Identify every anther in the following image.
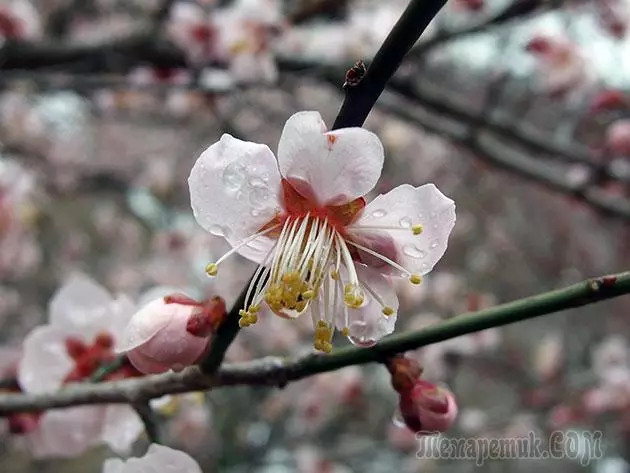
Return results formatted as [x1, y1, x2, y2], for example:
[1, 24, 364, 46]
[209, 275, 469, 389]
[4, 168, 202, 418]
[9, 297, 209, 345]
[412, 224, 424, 235]
[409, 274, 423, 285]
[382, 306, 395, 316]
[205, 263, 218, 276]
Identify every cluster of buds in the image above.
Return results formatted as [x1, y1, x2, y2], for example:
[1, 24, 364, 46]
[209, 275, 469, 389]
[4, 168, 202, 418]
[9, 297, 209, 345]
[386, 355, 458, 434]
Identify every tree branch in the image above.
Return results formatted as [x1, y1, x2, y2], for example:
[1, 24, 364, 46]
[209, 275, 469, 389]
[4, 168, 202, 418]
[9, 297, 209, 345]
[332, 0, 448, 129]
[1, 271, 628, 414]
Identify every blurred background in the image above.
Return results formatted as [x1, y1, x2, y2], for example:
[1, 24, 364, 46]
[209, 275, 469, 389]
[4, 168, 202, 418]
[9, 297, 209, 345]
[0, 0, 629, 472]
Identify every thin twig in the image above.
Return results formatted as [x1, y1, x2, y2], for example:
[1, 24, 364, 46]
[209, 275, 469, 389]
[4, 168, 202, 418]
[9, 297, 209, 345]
[332, 0, 448, 129]
[0, 271, 627, 414]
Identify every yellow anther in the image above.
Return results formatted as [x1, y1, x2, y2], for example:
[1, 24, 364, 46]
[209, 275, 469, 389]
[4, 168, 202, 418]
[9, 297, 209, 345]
[248, 312, 258, 324]
[330, 270, 339, 280]
[409, 273, 423, 285]
[412, 224, 424, 235]
[321, 342, 332, 353]
[317, 320, 328, 328]
[249, 304, 260, 313]
[238, 317, 249, 328]
[382, 306, 395, 316]
[302, 290, 315, 300]
[341, 327, 349, 337]
[205, 263, 218, 276]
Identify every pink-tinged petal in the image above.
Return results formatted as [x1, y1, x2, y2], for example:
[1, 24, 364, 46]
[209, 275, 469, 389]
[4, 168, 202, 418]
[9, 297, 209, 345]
[109, 444, 203, 473]
[118, 298, 174, 352]
[188, 133, 281, 263]
[18, 325, 73, 394]
[28, 407, 103, 459]
[101, 405, 143, 454]
[336, 264, 398, 345]
[127, 348, 172, 374]
[277, 111, 384, 205]
[351, 184, 455, 276]
[49, 273, 114, 335]
[121, 297, 210, 374]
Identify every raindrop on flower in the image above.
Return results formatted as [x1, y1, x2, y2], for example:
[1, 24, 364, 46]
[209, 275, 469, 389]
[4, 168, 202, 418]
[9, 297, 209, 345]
[222, 161, 247, 193]
[348, 320, 377, 347]
[399, 216, 412, 228]
[429, 239, 439, 249]
[403, 244, 427, 259]
[209, 225, 225, 237]
[371, 209, 387, 218]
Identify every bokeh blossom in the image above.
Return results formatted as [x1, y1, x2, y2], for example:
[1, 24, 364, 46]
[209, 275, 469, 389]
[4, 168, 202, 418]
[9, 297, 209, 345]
[103, 443, 202, 473]
[189, 111, 456, 352]
[17, 273, 144, 458]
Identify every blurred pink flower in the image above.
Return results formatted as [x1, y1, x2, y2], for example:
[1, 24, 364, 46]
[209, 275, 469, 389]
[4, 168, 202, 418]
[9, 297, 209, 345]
[0, 0, 41, 40]
[190, 111, 455, 352]
[103, 443, 202, 473]
[525, 35, 589, 97]
[17, 273, 144, 458]
[120, 294, 225, 374]
[606, 120, 630, 156]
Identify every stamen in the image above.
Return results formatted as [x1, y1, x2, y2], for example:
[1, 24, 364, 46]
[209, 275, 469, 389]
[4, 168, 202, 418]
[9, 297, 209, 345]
[348, 224, 424, 236]
[344, 238, 423, 284]
[359, 278, 396, 317]
[206, 222, 281, 276]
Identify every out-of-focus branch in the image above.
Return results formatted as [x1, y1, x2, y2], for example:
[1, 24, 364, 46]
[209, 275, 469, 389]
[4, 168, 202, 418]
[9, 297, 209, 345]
[132, 400, 161, 444]
[413, 0, 549, 56]
[332, 0, 448, 129]
[0, 377, 19, 390]
[0, 271, 628, 414]
[377, 91, 630, 220]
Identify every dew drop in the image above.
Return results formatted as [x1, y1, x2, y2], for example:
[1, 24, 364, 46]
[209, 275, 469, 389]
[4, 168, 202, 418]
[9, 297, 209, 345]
[249, 187, 270, 208]
[347, 320, 377, 347]
[392, 408, 406, 428]
[251, 209, 260, 217]
[429, 239, 439, 249]
[248, 176, 267, 187]
[403, 244, 427, 259]
[371, 209, 387, 218]
[222, 162, 247, 193]
[399, 216, 412, 228]
[209, 225, 225, 237]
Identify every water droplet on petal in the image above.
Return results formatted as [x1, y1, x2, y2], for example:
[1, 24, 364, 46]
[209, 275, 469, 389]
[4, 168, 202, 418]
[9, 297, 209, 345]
[222, 162, 247, 194]
[399, 217, 412, 228]
[347, 320, 377, 347]
[429, 239, 439, 249]
[403, 244, 427, 259]
[392, 408, 406, 428]
[371, 209, 387, 218]
[251, 209, 260, 217]
[209, 225, 225, 237]
[248, 177, 267, 187]
[249, 187, 270, 208]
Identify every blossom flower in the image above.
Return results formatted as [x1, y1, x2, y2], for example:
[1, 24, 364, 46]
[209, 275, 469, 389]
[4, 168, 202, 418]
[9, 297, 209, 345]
[0, 0, 41, 41]
[103, 443, 202, 473]
[189, 111, 456, 352]
[525, 35, 589, 97]
[17, 273, 144, 458]
[119, 294, 226, 374]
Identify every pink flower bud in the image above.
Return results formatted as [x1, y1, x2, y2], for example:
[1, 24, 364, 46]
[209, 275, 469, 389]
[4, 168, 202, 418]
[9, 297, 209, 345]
[606, 120, 630, 156]
[399, 380, 458, 434]
[119, 294, 224, 374]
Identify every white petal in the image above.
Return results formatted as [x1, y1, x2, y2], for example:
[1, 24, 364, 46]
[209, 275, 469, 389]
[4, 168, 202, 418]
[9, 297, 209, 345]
[188, 134, 282, 262]
[102, 458, 125, 473]
[101, 405, 143, 454]
[143, 444, 203, 473]
[18, 325, 73, 394]
[277, 111, 384, 205]
[29, 407, 103, 459]
[109, 295, 138, 349]
[49, 273, 114, 335]
[336, 264, 398, 344]
[352, 184, 455, 276]
[117, 298, 173, 352]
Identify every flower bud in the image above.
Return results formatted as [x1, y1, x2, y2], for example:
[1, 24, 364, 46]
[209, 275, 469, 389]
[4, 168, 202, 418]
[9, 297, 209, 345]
[119, 294, 225, 374]
[399, 380, 458, 434]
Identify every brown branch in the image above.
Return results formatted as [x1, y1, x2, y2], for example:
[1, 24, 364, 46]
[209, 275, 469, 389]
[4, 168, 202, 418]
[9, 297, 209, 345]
[0, 271, 628, 414]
